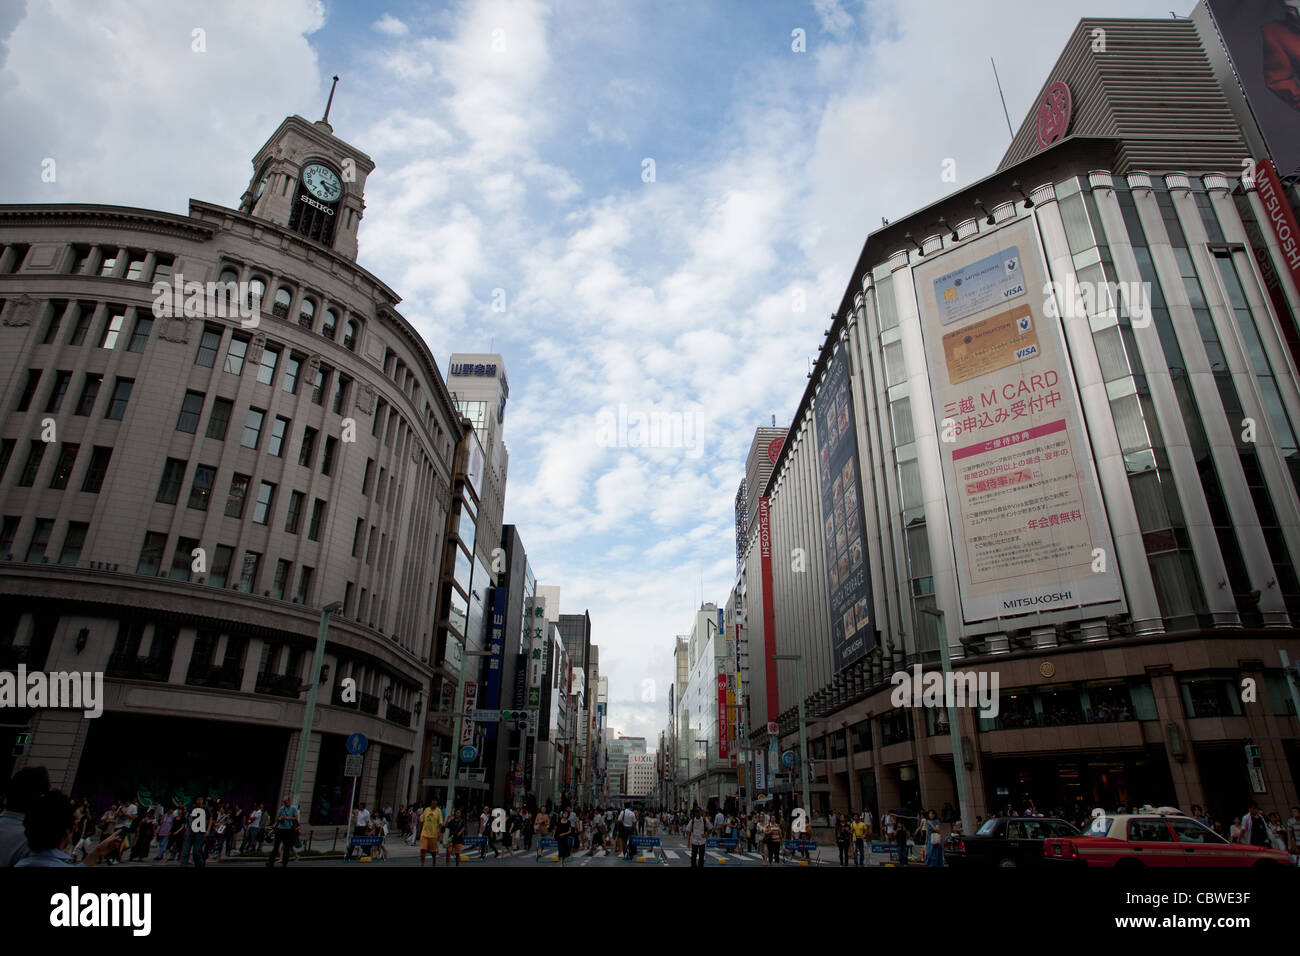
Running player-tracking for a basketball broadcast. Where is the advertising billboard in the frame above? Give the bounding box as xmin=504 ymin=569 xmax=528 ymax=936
xmin=716 ymin=674 xmax=729 ymax=760
xmin=912 ymin=218 xmax=1121 ymax=622
xmin=758 ymin=497 xmax=778 ymax=721
xmin=1207 ymin=0 xmax=1300 ymax=176
xmin=814 ymin=342 xmax=876 ymax=671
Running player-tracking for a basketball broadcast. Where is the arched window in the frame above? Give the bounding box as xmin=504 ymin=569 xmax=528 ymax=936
xmin=218 ymin=267 xmax=239 ymax=313
xmin=299 ymin=298 xmax=316 ymax=331
xmin=248 ymin=276 xmax=267 ymax=313
xmin=343 ymin=319 xmax=358 ymax=350
xmin=272 ymin=287 xmax=292 ymax=318
xmin=322 ymin=308 xmax=338 ymax=340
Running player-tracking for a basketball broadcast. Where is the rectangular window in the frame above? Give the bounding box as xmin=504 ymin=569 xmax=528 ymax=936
xmin=99 ymin=310 xmax=125 ymax=349
xmin=16 ymin=369 xmax=41 ymax=412
xmin=17 ymin=441 xmax=45 ymax=486
xmin=253 ymin=481 xmax=275 ymax=525
xmin=44 ymin=371 xmax=72 ymax=413
xmin=272 ymin=559 xmax=292 ymax=600
xmin=311 ymin=366 xmax=330 ymax=406
xmin=59 ymin=521 xmax=88 ymax=566
xmin=188 ymin=464 xmax=216 ymax=510
xmin=125 ymin=253 xmax=146 ymax=281
xmin=206 ymin=397 xmax=233 ymax=440
xmin=295 ymin=566 xmax=313 ymax=604
xmin=104 ymin=377 xmax=133 ymax=420
xmin=352 ymin=517 xmax=364 ymax=556
xmin=151 ymin=256 xmax=174 ymax=282
xmin=331 ymin=374 xmax=350 ymax=414
xmin=0 ymin=439 xmax=13 ymax=482
xmin=74 ymin=373 xmax=102 ymax=416
xmin=361 ymin=458 xmax=374 ymax=495
xmin=136 ymin=531 xmax=167 ymax=575
xmin=41 ymin=301 xmax=66 ymax=344
xmin=224 ymin=335 xmax=249 ymax=374
xmin=156 ymin=458 xmax=186 ymax=504
xmin=195 ymin=325 xmax=222 ymax=367
xmin=176 ymin=390 xmax=204 ymax=433
xmin=99 ymin=251 xmax=118 ymax=277
xmin=81 ymin=446 xmax=112 ymax=492
xmin=25 ymin=518 xmax=54 ymax=563
xmin=69 ymin=246 xmax=92 ymax=275
xmin=241 ymin=407 xmax=265 ymax=449
xmin=210 ymin=545 xmax=234 ymax=588
xmin=224 ymin=473 xmax=250 ymax=517
xmin=268 ymin=416 xmax=289 ymax=457
xmin=256 ymin=346 xmax=280 ymax=386
xmin=48 ymin=443 xmax=78 ymax=490
xmin=283 ymin=353 xmax=302 ymax=394
xmin=69 ymin=303 xmax=94 ymax=346
xmin=285 ymin=491 xmax=304 ymax=534
xmin=321 ymin=435 xmax=337 ymax=475
xmin=307 ymin=498 xmax=326 ymax=541
xmin=169 ymin=536 xmax=198 ymax=581
xmin=238 ymin=551 xmax=261 ymax=592
xmin=298 ymin=427 xmax=317 ymax=467
xmin=127 ymin=315 xmax=153 ymax=352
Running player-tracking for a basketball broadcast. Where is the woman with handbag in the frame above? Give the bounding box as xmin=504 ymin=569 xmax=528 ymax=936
xmin=921 ymin=809 xmax=944 ymax=867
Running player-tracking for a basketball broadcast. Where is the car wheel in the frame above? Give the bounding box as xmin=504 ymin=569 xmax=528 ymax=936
xmin=1114 ymin=858 xmax=1144 ymax=870
xmin=998 ymin=858 xmax=1017 ymax=868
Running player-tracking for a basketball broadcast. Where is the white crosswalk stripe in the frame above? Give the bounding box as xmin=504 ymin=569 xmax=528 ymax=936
xmin=662 ymin=849 xmax=679 ymax=860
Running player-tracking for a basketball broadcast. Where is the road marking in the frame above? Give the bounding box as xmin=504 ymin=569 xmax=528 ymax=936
xmin=663 ymin=849 xmax=679 ymax=860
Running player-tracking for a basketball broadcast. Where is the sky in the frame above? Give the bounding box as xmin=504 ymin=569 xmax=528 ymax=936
xmin=0 ymin=0 xmax=1196 ymax=745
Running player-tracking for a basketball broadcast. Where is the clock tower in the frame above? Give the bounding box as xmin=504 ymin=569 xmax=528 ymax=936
xmin=240 ymin=113 xmax=375 ymax=262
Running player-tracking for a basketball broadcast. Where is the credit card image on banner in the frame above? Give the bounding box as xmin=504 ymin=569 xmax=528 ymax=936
xmin=942 ymin=303 xmax=1039 ymax=385
xmin=932 ymin=245 xmax=1027 ymax=326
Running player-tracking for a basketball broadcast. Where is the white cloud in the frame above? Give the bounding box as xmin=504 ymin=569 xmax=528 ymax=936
xmin=372 ymin=13 xmax=409 ymax=36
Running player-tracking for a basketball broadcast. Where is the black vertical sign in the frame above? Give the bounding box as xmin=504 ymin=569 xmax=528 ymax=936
xmin=815 ymin=343 xmax=876 ymax=671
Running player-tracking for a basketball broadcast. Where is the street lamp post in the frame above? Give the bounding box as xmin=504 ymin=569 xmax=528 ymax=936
xmin=772 ymin=654 xmax=810 ymax=824
xmin=291 ymin=601 xmax=343 ymax=808
xmin=445 ymin=646 xmax=493 ymax=818
xmin=917 ymin=607 xmax=972 ymax=832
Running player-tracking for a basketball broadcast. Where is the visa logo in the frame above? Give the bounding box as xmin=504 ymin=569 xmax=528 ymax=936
xmin=1015 ymin=345 xmax=1038 ymax=360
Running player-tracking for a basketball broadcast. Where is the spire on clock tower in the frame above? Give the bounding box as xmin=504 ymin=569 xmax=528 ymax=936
xmin=239 ymin=103 xmax=375 ymax=262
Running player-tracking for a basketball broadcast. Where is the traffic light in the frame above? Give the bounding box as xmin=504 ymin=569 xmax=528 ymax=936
xmin=12 ymin=731 xmax=31 ymax=757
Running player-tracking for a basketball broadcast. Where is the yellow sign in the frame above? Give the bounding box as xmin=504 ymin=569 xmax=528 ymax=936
xmin=942 ymin=303 xmax=1038 ymax=385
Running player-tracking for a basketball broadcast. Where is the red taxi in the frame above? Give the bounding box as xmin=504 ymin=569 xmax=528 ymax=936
xmin=1042 ymin=811 xmax=1290 ymax=868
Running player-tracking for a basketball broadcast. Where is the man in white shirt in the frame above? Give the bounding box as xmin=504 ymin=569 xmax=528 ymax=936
xmin=687 ymin=809 xmax=709 ymax=867
xmin=883 ymin=811 xmax=896 ymax=840
xmin=619 ymin=805 xmax=637 ymax=860
xmin=346 ymin=804 xmax=371 ymax=860
xmin=713 ymin=809 xmax=725 ymax=838
xmin=241 ymin=804 xmax=264 ymax=854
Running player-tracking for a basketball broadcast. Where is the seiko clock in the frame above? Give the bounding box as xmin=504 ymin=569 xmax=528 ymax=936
xmin=301 ymin=164 xmax=342 ymax=203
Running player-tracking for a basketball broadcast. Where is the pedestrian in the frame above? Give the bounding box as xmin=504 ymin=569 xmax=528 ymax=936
xmin=1241 ymin=803 xmax=1271 ymax=850
xmin=835 ymin=812 xmax=852 ymax=866
xmin=687 ymin=807 xmax=709 ymax=867
xmin=883 ymin=809 xmax=896 ymax=845
xmin=619 ymin=804 xmax=638 ymax=860
xmin=921 ymin=809 xmax=943 ymax=867
xmin=14 ymin=791 xmax=122 ymax=868
xmin=180 ymin=796 xmax=207 ymax=868
xmin=555 ymin=809 xmax=573 ymax=867
xmin=346 ymin=803 xmax=371 ymax=861
xmin=1229 ymin=816 xmax=1244 ymax=843
xmin=852 ymin=812 xmax=868 ymax=866
xmin=266 ymin=795 xmax=298 ymax=867
xmin=444 ymin=809 xmax=465 ymax=866
xmin=522 ymin=808 xmax=535 ymax=850
xmin=534 ymin=807 xmax=550 ymax=839
xmin=894 ymin=815 xmax=911 ymax=867
xmin=418 ymin=797 xmax=442 ymax=867
xmin=763 ymin=814 xmax=782 ymax=866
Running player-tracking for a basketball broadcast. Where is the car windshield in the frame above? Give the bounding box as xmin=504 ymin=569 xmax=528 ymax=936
xmin=1085 ymin=816 xmax=1114 ymax=836
xmin=977 ymin=818 xmax=1000 ymax=836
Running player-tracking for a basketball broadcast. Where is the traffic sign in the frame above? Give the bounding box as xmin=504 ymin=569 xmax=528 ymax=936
xmin=460 ymin=745 xmax=478 ymax=763
xmin=346 ymin=733 xmax=368 ymax=755
xmin=473 ymin=709 xmax=501 ymax=722
xmin=344 ymin=754 xmax=363 ymax=777
xmin=781 ymin=749 xmax=798 ymax=769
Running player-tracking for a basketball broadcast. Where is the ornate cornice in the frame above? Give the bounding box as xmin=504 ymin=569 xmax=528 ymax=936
xmin=0 ymin=203 xmax=216 ymax=241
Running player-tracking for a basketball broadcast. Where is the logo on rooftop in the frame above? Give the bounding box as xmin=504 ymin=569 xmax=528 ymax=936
xmin=767 ymin=436 xmax=785 ymax=465
xmin=1035 ymin=81 xmax=1072 ymax=150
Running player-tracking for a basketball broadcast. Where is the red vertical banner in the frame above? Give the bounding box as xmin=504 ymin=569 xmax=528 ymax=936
xmin=717 ymin=674 xmax=729 ymax=760
xmin=1254 ymin=157 xmax=1300 ymax=372
xmin=758 ymin=497 xmax=778 ymax=722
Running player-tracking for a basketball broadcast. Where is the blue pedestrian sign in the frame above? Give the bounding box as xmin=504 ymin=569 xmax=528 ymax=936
xmin=346 ymin=733 xmax=368 ymax=755
xmin=459 ymin=745 xmax=477 ymax=763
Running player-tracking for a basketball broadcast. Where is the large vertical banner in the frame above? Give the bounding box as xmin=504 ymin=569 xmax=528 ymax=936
xmin=758 ymin=497 xmax=778 ymax=721
xmin=484 ymin=587 xmax=507 ymax=738
xmin=814 ymin=344 xmax=876 ymax=671
xmin=912 ymin=218 xmax=1121 ymax=621
xmin=716 ymin=674 xmax=729 ymax=761
xmin=1206 ymin=0 xmax=1300 ymax=176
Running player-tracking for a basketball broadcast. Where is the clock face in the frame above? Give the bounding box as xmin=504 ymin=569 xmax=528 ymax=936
xmin=301 ymin=164 xmax=342 ymax=203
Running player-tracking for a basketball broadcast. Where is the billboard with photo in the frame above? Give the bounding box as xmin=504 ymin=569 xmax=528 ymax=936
xmin=911 ymin=218 xmax=1121 ymax=622
xmin=814 ymin=343 xmax=876 ymax=671
xmin=1208 ymin=0 xmax=1300 ymax=176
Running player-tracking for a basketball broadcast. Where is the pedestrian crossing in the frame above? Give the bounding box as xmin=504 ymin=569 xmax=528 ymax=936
xmin=660 ymin=848 xmax=768 ymax=864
